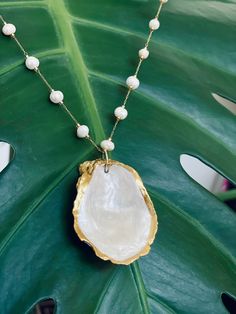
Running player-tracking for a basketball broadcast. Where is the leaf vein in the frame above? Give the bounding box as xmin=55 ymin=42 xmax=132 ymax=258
xmin=93 ymin=268 xmax=120 ymax=314
xmin=0 ymin=149 xmax=92 ymax=257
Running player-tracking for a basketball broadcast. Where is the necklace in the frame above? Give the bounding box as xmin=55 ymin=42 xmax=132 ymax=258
xmin=0 ymin=0 xmax=168 ymax=265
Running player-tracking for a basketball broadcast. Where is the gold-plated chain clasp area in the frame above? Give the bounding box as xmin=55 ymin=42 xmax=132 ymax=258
xmin=102 ymin=150 xmax=110 ymax=173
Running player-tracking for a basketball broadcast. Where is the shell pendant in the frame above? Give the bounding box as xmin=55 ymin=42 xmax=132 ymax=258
xmin=72 ymin=159 xmax=158 ymax=265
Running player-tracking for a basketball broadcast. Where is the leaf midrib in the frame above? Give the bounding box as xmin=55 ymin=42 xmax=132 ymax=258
xmin=130 ymin=262 xmax=151 ymax=314
xmin=47 ymin=0 xmax=105 ymax=142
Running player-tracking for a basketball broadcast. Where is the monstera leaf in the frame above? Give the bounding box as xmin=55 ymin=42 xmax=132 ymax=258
xmin=0 ymin=0 xmax=236 ymax=313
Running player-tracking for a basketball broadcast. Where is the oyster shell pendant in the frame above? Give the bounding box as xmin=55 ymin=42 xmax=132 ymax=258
xmin=72 ymin=159 xmax=158 ymax=265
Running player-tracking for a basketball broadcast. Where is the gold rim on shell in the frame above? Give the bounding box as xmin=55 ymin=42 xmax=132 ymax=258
xmin=72 ymin=159 xmax=158 ymax=265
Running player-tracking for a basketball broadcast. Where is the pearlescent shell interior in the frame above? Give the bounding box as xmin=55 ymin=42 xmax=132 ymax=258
xmin=73 ymin=160 xmax=157 ymax=264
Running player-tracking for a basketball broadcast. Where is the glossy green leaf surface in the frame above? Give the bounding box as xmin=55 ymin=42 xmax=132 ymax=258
xmin=0 ymin=1 xmax=236 ymax=313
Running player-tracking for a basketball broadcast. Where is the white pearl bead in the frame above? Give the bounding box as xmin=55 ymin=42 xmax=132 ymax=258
xmin=149 ymin=18 xmax=160 ymax=30
xmin=126 ymin=76 xmax=140 ymax=90
xmin=139 ymin=48 xmax=149 ymax=59
xmin=49 ymin=90 xmax=64 ymax=104
xmin=2 ymin=23 xmax=16 ymax=36
xmin=114 ymin=107 xmax=128 ymax=120
xmin=160 ymin=0 xmax=168 ymax=3
xmin=25 ymin=56 xmax=40 ymax=70
xmin=77 ymin=125 xmax=89 ymax=138
xmin=100 ymin=140 xmax=115 ymax=151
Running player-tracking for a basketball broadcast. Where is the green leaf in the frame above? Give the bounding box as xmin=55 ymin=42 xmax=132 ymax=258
xmin=0 ymin=0 xmax=236 ymax=313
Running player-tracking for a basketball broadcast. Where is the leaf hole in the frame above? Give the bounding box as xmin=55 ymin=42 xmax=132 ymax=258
xmin=221 ymin=292 xmax=236 ymax=314
xmin=180 ymin=154 xmax=236 ymax=210
xmin=212 ymin=93 xmax=236 ymax=115
xmin=0 ymin=141 xmax=14 ymax=173
xmin=28 ymin=298 xmax=56 ymax=314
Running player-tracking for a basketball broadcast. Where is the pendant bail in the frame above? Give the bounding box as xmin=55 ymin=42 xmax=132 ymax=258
xmin=103 ymin=150 xmax=110 ymax=173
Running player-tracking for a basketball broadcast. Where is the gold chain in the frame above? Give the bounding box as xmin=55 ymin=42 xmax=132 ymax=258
xmin=0 ymin=0 xmax=167 ymax=155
